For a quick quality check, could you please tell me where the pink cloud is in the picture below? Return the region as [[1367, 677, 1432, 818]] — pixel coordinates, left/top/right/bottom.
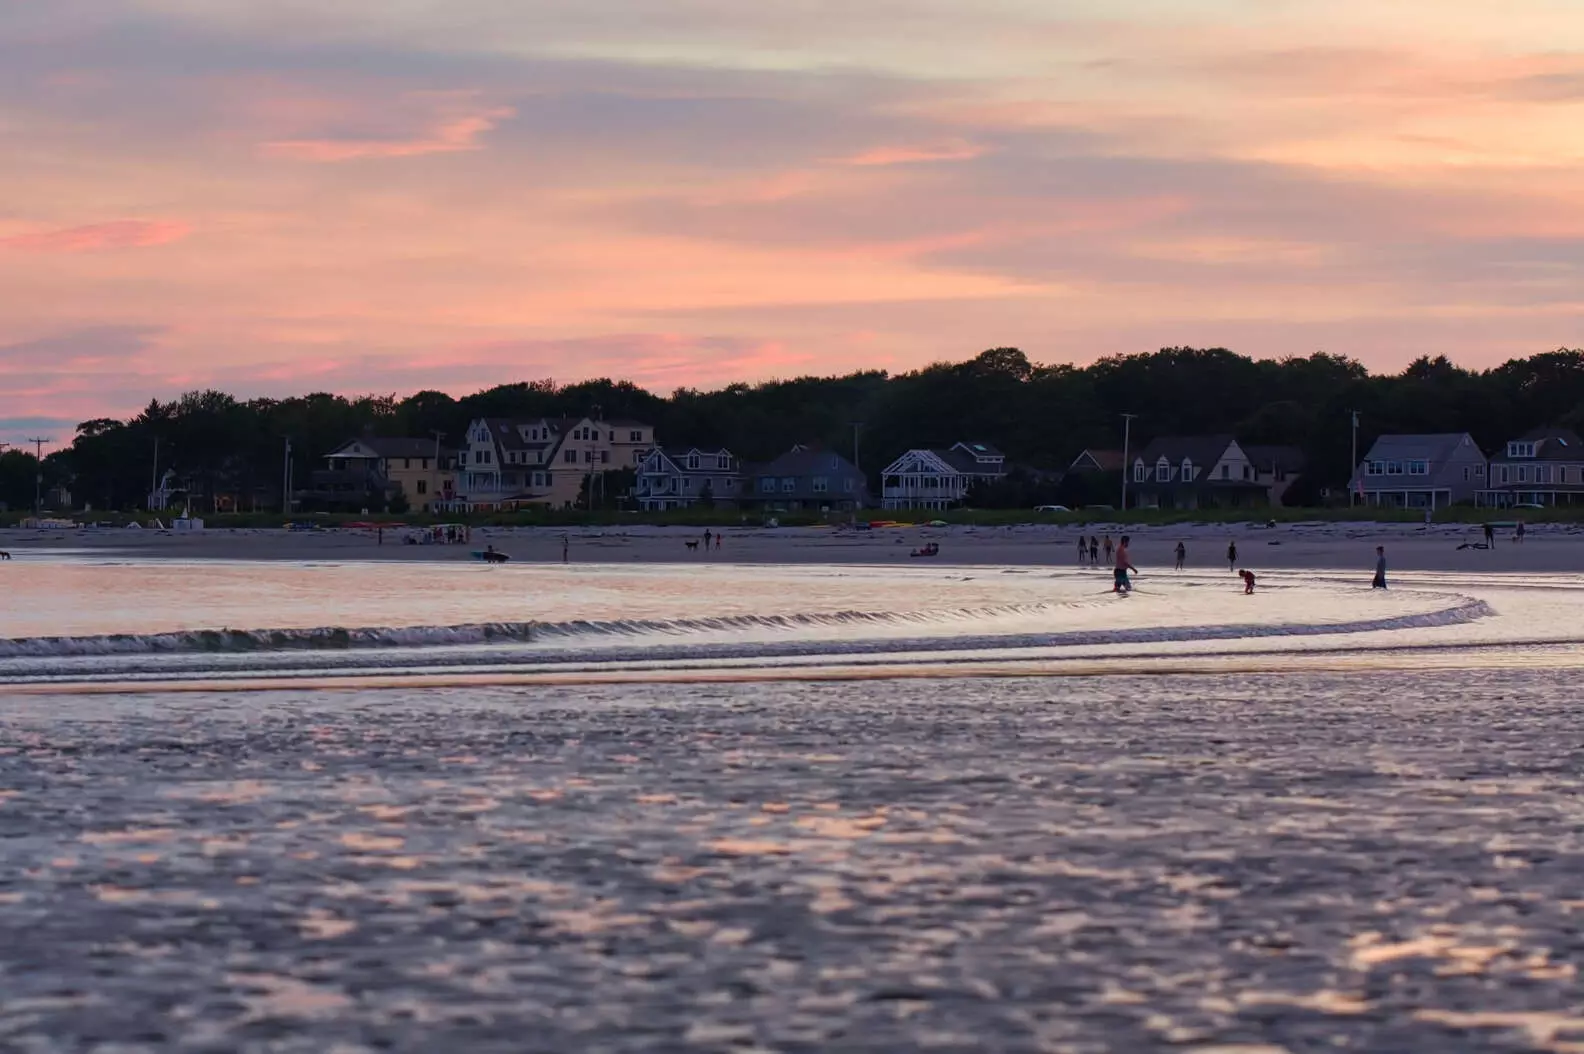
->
[[0, 220, 191, 253], [838, 140, 987, 166], [261, 91, 515, 162]]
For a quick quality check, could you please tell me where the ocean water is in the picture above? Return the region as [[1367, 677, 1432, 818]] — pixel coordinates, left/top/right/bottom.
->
[[4, 554, 1584, 1050]]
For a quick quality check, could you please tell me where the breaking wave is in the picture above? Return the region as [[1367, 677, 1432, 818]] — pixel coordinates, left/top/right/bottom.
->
[[0, 597, 1495, 662]]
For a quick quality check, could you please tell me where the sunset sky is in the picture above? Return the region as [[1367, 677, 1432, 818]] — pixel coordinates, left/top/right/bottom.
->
[[3, 0, 1583, 444]]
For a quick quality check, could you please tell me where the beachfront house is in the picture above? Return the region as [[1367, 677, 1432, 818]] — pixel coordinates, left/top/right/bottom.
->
[[879, 441, 1009, 510], [1477, 427, 1584, 507], [1068, 449, 1124, 474], [309, 437, 458, 512], [1243, 445, 1306, 506], [1128, 436, 1266, 509], [740, 445, 869, 513], [1349, 433, 1485, 509], [455, 416, 656, 510], [634, 447, 742, 510]]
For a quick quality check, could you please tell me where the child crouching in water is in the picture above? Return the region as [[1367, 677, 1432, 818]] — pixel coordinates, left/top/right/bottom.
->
[[1239, 569, 1256, 594]]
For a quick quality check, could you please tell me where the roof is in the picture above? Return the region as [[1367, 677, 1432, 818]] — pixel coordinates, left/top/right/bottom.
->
[[1508, 427, 1584, 459], [480, 418, 530, 452], [937, 448, 1000, 475], [952, 440, 1005, 460], [604, 418, 653, 430], [1242, 445, 1306, 473], [1361, 433, 1481, 462], [748, 445, 865, 480], [1069, 449, 1123, 472], [1136, 435, 1238, 467], [329, 437, 446, 460]]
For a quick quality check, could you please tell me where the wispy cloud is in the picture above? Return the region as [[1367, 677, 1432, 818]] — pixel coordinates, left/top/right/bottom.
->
[[0, 221, 190, 253], [260, 91, 515, 162], [838, 140, 987, 166]]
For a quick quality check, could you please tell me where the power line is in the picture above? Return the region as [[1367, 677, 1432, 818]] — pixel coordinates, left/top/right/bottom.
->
[[26, 436, 53, 514]]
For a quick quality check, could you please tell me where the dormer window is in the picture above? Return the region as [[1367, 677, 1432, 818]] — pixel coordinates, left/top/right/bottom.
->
[[687, 454, 700, 470], [1133, 462, 1146, 482], [1508, 441, 1536, 458], [1181, 458, 1194, 481], [1155, 457, 1171, 482]]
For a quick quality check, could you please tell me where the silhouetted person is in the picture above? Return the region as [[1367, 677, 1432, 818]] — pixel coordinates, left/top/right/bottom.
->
[[1372, 545, 1387, 589], [1174, 541, 1186, 570], [1113, 535, 1137, 594], [1227, 540, 1238, 571], [1516, 519, 1526, 544], [1483, 522, 1495, 547]]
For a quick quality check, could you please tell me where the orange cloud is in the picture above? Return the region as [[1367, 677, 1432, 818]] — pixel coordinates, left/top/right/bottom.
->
[[839, 140, 987, 166], [261, 92, 515, 162], [0, 221, 191, 253]]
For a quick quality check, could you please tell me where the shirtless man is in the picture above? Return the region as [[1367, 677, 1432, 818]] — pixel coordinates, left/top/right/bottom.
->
[[1113, 535, 1138, 594]]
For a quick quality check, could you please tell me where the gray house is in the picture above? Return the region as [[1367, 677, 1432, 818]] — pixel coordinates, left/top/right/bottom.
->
[[633, 447, 742, 510], [740, 445, 869, 513], [1478, 427, 1584, 507], [1350, 433, 1486, 508]]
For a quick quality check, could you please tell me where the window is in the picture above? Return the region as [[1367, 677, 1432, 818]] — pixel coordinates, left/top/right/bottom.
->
[[760, 477, 776, 494], [1156, 457, 1170, 482], [1499, 466, 1510, 484], [1508, 442, 1536, 458], [726, 478, 736, 491], [1407, 460, 1428, 476], [481, 450, 492, 465], [1387, 460, 1404, 474], [1181, 458, 1194, 481], [687, 454, 700, 470], [716, 455, 729, 470], [1242, 464, 1251, 480], [564, 450, 577, 464], [1475, 464, 1485, 478], [1220, 464, 1230, 480], [601, 451, 609, 464], [812, 477, 829, 493], [592, 430, 600, 441], [1517, 466, 1528, 483], [781, 477, 796, 493], [584, 450, 594, 464], [630, 430, 643, 443], [1133, 463, 1146, 483], [1462, 467, 1470, 482], [843, 478, 854, 492], [458, 451, 467, 465], [416, 480, 428, 495]]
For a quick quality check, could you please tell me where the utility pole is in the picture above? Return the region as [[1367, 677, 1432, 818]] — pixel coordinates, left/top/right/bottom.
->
[[149, 436, 161, 509], [430, 429, 445, 511], [1349, 410, 1360, 507], [1119, 414, 1137, 511], [282, 438, 292, 517], [27, 436, 52, 514], [850, 421, 863, 472]]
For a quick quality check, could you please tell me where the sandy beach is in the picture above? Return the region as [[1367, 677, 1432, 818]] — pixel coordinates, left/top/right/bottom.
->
[[2, 519, 1579, 573]]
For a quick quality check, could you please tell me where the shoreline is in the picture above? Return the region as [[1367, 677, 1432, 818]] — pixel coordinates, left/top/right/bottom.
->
[[1, 520, 1576, 573]]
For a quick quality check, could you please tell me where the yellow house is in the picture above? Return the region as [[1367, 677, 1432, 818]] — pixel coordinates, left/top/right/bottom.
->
[[321, 438, 457, 512], [458, 416, 655, 509]]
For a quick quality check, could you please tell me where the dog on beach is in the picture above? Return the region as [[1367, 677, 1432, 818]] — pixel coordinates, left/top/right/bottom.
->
[[0, 550, 9, 560], [684, 540, 699, 551]]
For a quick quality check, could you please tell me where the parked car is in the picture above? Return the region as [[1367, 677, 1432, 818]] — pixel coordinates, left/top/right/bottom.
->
[[1033, 504, 1070, 513], [1513, 502, 1545, 510]]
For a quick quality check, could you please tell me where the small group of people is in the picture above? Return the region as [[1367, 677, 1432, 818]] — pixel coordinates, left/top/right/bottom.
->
[[1076, 533, 1117, 567], [1094, 534, 1391, 595]]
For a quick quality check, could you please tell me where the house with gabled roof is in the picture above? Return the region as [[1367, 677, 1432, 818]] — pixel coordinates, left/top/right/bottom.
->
[[455, 415, 656, 509], [308, 436, 457, 512], [1478, 426, 1584, 507], [1068, 449, 1124, 474], [880, 440, 1011, 509], [741, 445, 869, 513], [1242, 445, 1306, 507], [634, 447, 742, 510], [1128, 435, 1266, 509], [1349, 433, 1485, 509]]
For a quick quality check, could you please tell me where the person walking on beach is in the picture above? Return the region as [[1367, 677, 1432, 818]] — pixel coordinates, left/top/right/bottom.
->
[[1372, 545, 1388, 589], [1089, 535, 1100, 566], [1483, 522, 1495, 548], [1077, 536, 1088, 566], [1174, 541, 1187, 570], [704, 529, 713, 552], [1239, 568, 1256, 594], [562, 533, 570, 564], [1113, 535, 1138, 594], [1227, 540, 1238, 572], [715, 532, 723, 551], [1103, 535, 1114, 565], [1516, 519, 1526, 544]]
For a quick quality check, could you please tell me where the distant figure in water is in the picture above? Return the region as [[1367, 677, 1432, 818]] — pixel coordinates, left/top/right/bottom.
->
[[1113, 535, 1138, 594], [704, 529, 713, 551], [1089, 535, 1099, 566], [1076, 536, 1087, 565], [1516, 519, 1526, 544], [1227, 540, 1238, 571], [562, 534, 570, 564], [1174, 541, 1186, 570], [1239, 569, 1256, 594], [1103, 535, 1114, 564], [1372, 545, 1388, 589], [715, 532, 723, 551], [1483, 522, 1495, 547]]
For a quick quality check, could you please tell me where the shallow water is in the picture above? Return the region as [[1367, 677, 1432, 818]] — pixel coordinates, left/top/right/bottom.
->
[[4, 557, 1584, 1050]]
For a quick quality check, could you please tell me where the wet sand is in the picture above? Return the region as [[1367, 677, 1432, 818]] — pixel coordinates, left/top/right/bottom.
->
[[1, 520, 1577, 573]]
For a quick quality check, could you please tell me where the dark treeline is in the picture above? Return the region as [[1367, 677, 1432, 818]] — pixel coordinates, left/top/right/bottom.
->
[[10, 345, 1584, 512]]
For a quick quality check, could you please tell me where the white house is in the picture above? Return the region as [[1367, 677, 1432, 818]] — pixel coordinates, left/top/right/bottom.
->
[[454, 416, 656, 509], [880, 441, 1010, 510]]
